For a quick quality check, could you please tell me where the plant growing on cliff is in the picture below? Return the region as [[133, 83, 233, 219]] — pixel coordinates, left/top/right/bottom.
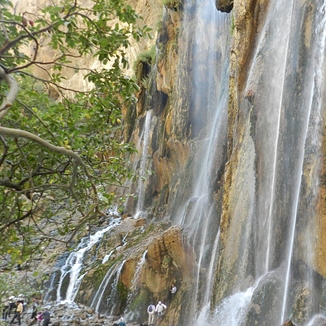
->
[[0, 0, 151, 268]]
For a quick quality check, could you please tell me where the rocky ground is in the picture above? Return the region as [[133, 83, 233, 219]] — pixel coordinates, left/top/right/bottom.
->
[[2, 301, 150, 326]]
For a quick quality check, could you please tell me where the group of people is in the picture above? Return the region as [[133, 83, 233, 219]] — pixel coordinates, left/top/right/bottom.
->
[[147, 301, 167, 325], [1, 296, 50, 326], [1, 295, 25, 324], [146, 283, 177, 325], [28, 298, 51, 326], [2, 283, 178, 326], [118, 283, 177, 325]]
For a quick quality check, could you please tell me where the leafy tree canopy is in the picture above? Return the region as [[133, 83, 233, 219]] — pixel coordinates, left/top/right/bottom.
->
[[0, 0, 151, 268]]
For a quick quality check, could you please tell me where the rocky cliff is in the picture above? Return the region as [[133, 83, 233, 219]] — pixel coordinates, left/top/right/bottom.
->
[[9, 0, 326, 325]]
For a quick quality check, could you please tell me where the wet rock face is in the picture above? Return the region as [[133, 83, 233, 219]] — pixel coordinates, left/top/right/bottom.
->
[[281, 320, 296, 326], [216, 0, 233, 13]]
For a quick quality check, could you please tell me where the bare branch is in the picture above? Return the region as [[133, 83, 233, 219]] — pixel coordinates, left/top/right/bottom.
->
[[0, 11, 9, 43], [0, 126, 84, 165], [18, 71, 90, 94], [0, 135, 9, 166], [0, 209, 33, 233], [0, 66, 19, 120]]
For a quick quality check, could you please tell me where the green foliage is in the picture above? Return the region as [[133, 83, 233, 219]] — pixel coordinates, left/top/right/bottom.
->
[[136, 45, 157, 66], [162, 0, 180, 10], [0, 271, 42, 307], [0, 0, 151, 268], [230, 13, 235, 35]]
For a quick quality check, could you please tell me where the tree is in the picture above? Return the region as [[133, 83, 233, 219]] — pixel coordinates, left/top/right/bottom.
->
[[0, 0, 151, 268]]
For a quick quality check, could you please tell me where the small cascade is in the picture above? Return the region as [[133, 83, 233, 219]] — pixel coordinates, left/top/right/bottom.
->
[[55, 218, 121, 302], [306, 315, 326, 326], [213, 288, 254, 324], [172, 0, 230, 321], [124, 250, 148, 321], [264, 0, 296, 274], [194, 287, 254, 325], [43, 270, 59, 302], [102, 250, 114, 264], [281, 0, 326, 322], [129, 250, 147, 295], [134, 110, 153, 219], [106, 260, 126, 315], [91, 263, 118, 313]]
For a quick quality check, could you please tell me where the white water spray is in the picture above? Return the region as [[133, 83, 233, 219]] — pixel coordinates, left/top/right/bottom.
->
[[134, 110, 153, 219], [56, 218, 120, 302], [281, 1, 326, 322]]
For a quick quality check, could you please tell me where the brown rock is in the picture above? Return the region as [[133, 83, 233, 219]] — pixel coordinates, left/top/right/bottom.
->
[[281, 320, 296, 326], [216, 0, 233, 13]]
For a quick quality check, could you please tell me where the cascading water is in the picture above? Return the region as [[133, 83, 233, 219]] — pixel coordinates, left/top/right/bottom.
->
[[203, 0, 326, 324], [91, 263, 117, 312], [128, 250, 147, 296], [134, 110, 154, 219], [90, 260, 126, 315], [281, 1, 326, 323], [169, 0, 326, 324], [44, 0, 326, 324], [169, 0, 230, 322], [105, 260, 126, 315], [54, 217, 121, 302]]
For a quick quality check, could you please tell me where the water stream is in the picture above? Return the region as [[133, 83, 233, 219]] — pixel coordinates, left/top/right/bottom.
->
[[172, 0, 230, 321], [45, 0, 326, 324], [91, 263, 118, 312], [134, 110, 153, 219], [55, 218, 121, 302]]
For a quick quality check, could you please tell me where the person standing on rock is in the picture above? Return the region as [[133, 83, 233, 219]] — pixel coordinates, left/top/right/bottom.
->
[[31, 298, 39, 321], [42, 307, 50, 326], [169, 283, 177, 301], [147, 302, 156, 325], [8, 297, 16, 318], [155, 301, 167, 319], [9, 300, 23, 325], [2, 298, 9, 320]]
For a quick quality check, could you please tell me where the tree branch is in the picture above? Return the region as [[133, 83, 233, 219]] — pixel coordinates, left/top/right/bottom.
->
[[0, 5, 78, 57], [0, 209, 33, 233], [18, 71, 89, 94], [0, 126, 84, 165], [0, 135, 9, 166], [0, 11, 9, 43], [0, 66, 19, 120]]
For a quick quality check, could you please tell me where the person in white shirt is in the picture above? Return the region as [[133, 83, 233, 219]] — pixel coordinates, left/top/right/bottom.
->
[[147, 302, 155, 325], [155, 301, 167, 318]]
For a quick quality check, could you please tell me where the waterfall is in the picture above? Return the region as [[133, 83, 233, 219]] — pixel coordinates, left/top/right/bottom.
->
[[213, 287, 254, 324], [172, 0, 230, 321], [171, 0, 326, 324], [282, 1, 326, 323], [124, 250, 148, 321], [106, 260, 126, 315], [129, 250, 147, 295], [44, 0, 326, 323], [134, 110, 154, 219], [263, 0, 296, 274], [102, 250, 114, 264], [91, 263, 118, 312], [55, 218, 121, 302]]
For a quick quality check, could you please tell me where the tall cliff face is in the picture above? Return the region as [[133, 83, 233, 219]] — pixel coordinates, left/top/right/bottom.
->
[[122, 0, 326, 325], [17, 0, 326, 325], [12, 0, 162, 95]]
